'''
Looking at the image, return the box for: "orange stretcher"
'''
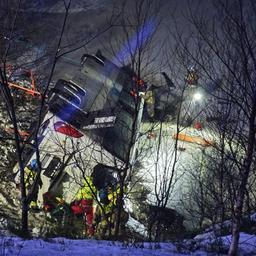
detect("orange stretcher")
[8,70,41,97]
[173,133,214,147]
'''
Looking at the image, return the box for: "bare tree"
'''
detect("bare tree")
[90,0,168,239]
[168,0,256,254]
[0,0,117,236]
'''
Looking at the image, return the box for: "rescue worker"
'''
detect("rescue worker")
[94,184,128,239]
[51,196,71,224]
[143,88,155,119]
[107,185,128,236]
[71,176,96,237]
[43,192,56,213]
[93,184,115,239]
[24,159,42,210]
[43,192,69,216]
[185,66,199,86]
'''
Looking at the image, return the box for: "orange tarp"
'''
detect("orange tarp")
[173,133,214,147]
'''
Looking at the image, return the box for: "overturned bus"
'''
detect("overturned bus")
[15,51,144,206]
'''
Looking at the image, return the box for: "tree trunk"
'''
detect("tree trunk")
[228,196,243,256]
[114,177,124,239]
[228,105,256,255]
[5,82,29,236]
[21,200,29,237]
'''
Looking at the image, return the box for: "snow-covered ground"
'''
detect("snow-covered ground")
[0,232,256,256]
[0,237,177,256]
[136,121,214,227]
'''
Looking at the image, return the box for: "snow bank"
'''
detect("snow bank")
[0,232,255,255]
[0,236,189,256]
[221,233,256,256]
[126,216,148,238]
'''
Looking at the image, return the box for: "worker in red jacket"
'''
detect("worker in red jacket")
[71,176,97,237]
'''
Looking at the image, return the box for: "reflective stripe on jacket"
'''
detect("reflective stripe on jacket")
[24,166,36,187]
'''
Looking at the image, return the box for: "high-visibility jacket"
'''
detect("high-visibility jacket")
[144,90,155,105]
[24,166,36,188]
[75,176,97,200]
[185,71,199,85]
[107,186,120,207]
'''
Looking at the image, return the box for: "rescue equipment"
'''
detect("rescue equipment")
[173,133,214,147]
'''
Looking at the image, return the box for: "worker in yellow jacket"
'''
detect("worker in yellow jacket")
[24,159,42,210]
[143,89,155,119]
[94,185,128,238]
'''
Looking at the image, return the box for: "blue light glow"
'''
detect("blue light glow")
[113,19,156,64]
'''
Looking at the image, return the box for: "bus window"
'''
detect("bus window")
[41,153,51,169]
[43,156,61,178]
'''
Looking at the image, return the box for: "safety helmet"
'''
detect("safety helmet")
[31,159,38,170]
[188,65,196,72]
[99,188,110,205]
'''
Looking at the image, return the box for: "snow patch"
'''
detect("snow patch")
[194,231,216,241]
[221,233,256,256]
[250,213,256,222]
[126,216,148,238]
[0,235,193,256]
[0,232,255,255]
